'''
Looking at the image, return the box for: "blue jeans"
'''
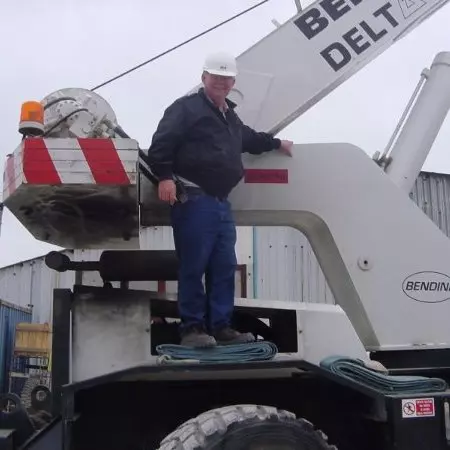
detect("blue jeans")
[170,194,237,333]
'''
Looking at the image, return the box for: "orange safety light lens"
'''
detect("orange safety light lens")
[20,101,44,124]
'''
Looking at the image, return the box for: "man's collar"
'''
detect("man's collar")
[225,97,237,110]
[198,87,237,110]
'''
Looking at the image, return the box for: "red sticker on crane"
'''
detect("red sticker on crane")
[244,169,288,184]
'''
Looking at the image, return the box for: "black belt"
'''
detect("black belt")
[179,185,227,202]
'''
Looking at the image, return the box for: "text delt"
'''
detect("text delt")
[294,2,400,72]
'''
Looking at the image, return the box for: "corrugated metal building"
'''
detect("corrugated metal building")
[0,227,254,324]
[0,255,74,325]
[0,171,449,323]
[253,226,334,304]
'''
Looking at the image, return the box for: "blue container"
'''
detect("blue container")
[0,300,32,393]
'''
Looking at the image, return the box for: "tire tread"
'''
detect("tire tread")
[158,404,337,450]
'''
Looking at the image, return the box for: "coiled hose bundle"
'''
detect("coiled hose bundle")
[156,341,278,365]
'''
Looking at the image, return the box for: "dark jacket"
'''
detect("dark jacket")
[147,88,281,198]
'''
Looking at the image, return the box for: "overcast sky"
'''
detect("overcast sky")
[1,0,450,268]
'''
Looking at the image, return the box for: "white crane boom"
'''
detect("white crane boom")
[227,0,450,134]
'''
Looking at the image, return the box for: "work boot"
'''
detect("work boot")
[180,326,217,348]
[213,327,255,346]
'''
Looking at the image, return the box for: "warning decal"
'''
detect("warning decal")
[401,398,435,418]
[244,169,288,184]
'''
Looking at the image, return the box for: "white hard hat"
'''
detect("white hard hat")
[203,51,237,77]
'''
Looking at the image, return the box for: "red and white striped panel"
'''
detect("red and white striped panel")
[3,138,139,199]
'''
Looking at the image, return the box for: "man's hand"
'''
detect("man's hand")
[278,140,294,156]
[158,179,177,205]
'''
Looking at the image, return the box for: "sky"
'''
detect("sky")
[1,0,450,268]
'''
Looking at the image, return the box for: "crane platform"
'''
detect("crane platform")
[2,137,141,248]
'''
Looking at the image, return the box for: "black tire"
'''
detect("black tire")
[30,385,52,413]
[21,375,51,410]
[157,404,337,450]
[21,376,41,409]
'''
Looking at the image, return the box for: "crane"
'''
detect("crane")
[1,1,450,449]
[3,0,450,248]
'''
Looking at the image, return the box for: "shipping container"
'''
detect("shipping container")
[0,299,32,393]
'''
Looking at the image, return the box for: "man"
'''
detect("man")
[147,51,293,347]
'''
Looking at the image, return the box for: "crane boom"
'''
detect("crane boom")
[224,0,450,134]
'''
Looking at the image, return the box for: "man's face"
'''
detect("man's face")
[202,72,235,100]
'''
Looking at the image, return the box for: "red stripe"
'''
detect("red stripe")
[78,138,130,185]
[23,139,61,184]
[5,154,16,193]
[244,169,289,184]
[157,281,166,293]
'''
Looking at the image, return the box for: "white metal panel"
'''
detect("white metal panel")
[254,172,450,306]
[410,172,450,237]
[139,226,175,251]
[236,226,254,298]
[73,249,104,261]
[71,292,152,383]
[0,251,75,323]
[0,263,32,309]
[254,226,334,305]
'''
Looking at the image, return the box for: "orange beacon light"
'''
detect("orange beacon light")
[19,101,45,136]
